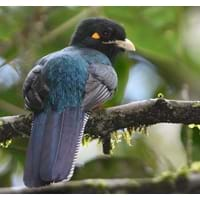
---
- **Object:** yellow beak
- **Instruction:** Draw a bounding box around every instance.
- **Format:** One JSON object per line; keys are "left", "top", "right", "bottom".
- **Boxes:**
{"left": 103, "top": 38, "right": 136, "bottom": 51}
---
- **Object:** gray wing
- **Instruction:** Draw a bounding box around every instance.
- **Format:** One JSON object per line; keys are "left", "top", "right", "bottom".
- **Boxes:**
{"left": 82, "top": 63, "right": 118, "bottom": 111}
{"left": 23, "top": 64, "right": 49, "bottom": 112}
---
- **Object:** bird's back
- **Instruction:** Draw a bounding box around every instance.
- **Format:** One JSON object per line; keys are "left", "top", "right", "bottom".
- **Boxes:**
{"left": 35, "top": 46, "right": 112, "bottom": 112}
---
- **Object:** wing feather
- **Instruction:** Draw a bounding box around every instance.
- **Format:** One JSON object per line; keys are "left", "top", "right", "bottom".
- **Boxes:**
{"left": 23, "top": 64, "right": 49, "bottom": 111}
{"left": 82, "top": 64, "right": 118, "bottom": 111}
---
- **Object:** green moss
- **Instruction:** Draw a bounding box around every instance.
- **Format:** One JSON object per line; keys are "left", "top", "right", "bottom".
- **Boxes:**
{"left": 192, "top": 102, "right": 200, "bottom": 108}
{"left": 82, "top": 133, "right": 93, "bottom": 146}
{"left": 154, "top": 171, "right": 176, "bottom": 183}
{"left": 0, "top": 139, "right": 12, "bottom": 148}
{"left": 153, "top": 166, "right": 190, "bottom": 184}
{"left": 190, "top": 162, "right": 200, "bottom": 173}
{"left": 154, "top": 162, "right": 200, "bottom": 182}
{"left": 110, "top": 126, "right": 150, "bottom": 153}
{"left": 95, "top": 180, "right": 107, "bottom": 189}
{"left": 176, "top": 166, "right": 189, "bottom": 177}
{"left": 122, "top": 129, "right": 133, "bottom": 146}
{"left": 188, "top": 124, "right": 200, "bottom": 130}
{"left": 157, "top": 92, "right": 164, "bottom": 98}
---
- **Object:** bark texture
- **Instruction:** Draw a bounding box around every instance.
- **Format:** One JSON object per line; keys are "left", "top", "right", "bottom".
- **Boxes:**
{"left": 0, "top": 98, "right": 200, "bottom": 143}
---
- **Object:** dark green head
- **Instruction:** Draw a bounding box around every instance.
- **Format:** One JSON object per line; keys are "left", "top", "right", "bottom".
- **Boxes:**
{"left": 70, "top": 17, "right": 135, "bottom": 61}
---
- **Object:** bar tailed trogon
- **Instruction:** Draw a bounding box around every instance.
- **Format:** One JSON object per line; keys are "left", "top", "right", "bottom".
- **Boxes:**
{"left": 23, "top": 18, "right": 135, "bottom": 187}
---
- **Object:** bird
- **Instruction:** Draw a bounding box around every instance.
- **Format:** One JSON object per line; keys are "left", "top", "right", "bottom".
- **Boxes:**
{"left": 22, "top": 17, "right": 135, "bottom": 187}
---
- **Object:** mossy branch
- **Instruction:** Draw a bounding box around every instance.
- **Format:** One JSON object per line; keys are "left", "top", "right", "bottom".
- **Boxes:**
{"left": 1, "top": 173, "right": 200, "bottom": 194}
{"left": 0, "top": 98, "right": 200, "bottom": 143}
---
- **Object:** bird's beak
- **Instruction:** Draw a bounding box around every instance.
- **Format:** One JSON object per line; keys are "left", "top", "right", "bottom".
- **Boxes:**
{"left": 103, "top": 38, "right": 136, "bottom": 51}
{"left": 115, "top": 38, "right": 136, "bottom": 51}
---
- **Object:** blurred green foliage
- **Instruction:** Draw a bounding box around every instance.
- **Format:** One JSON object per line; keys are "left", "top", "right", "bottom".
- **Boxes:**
{"left": 0, "top": 6, "right": 199, "bottom": 187}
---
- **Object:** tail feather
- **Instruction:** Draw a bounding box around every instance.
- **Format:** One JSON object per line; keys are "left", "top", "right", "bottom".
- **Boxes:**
{"left": 40, "top": 108, "right": 87, "bottom": 182}
{"left": 23, "top": 107, "right": 88, "bottom": 187}
{"left": 23, "top": 112, "right": 48, "bottom": 187}
{"left": 65, "top": 112, "right": 89, "bottom": 181}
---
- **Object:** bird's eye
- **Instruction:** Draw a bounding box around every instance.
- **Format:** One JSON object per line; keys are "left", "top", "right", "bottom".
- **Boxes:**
{"left": 91, "top": 32, "right": 101, "bottom": 40}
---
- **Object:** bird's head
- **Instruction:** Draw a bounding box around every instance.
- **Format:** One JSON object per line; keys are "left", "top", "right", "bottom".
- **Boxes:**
{"left": 70, "top": 17, "right": 135, "bottom": 61}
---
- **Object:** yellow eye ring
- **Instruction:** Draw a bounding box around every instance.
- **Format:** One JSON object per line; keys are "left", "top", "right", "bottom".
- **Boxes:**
{"left": 91, "top": 32, "right": 101, "bottom": 40}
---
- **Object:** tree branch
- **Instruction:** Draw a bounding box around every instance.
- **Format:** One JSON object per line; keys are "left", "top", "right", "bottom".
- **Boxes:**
{"left": 1, "top": 173, "right": 200, "bottom": 193}
{"left": 0, "top": 98, "right": 200, "bottom": 144}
